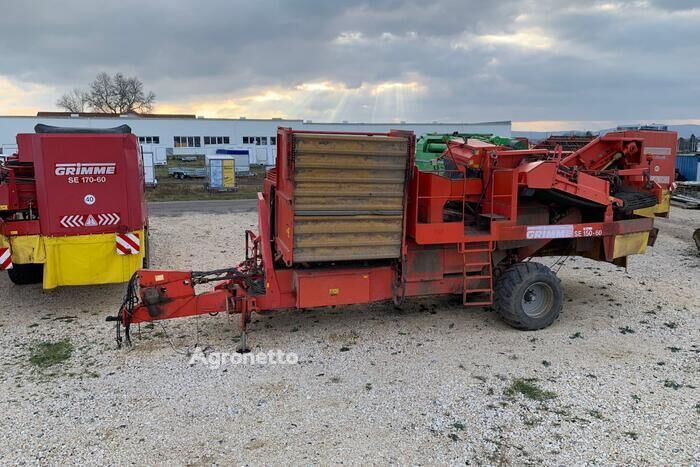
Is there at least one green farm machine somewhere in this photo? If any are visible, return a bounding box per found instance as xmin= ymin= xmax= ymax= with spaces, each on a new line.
xmin=415 ymin=132 xmax=528 ymax=171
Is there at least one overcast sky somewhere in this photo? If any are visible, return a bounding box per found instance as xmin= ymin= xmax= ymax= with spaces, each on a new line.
xmin=0 ymin=0 xmax=697 ymax=130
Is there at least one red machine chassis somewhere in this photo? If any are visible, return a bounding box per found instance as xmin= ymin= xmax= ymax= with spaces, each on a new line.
xmin=115 ymin=128 xmax=675 ymax=348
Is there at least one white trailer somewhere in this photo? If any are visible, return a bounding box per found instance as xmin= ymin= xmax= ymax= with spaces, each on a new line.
xmin=140 ymin=147 xmax=157 ymax=187
xmin=140 ymin=144 xmax=167 ymax=165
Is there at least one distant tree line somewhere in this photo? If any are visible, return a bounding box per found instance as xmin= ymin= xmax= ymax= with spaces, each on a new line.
xmin=56 ymin=72 xmax=156 ymax=114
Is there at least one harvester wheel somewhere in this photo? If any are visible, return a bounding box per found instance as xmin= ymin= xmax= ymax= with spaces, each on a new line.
xmin=7 ymin=263 xmax=44 ymax=285
xmin=494 ymin=262 xmax=562 ymax=330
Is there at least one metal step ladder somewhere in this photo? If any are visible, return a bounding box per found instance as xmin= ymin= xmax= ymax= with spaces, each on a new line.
xmin=459 ymin=241 xmax=494 ymax=306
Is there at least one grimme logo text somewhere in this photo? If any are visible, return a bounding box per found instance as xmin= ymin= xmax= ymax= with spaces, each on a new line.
xmin=55 ymin=163 xmax=116 ymax=176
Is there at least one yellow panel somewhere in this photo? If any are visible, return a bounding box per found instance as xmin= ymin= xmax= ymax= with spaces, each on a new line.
xmin=613 ymin=232 xmax=649 ymax=259
xmin=42 ymin=230 xmax=145 ymax=289
xmin=634 ymin=189 xmax=671 ymax=218
xmin=8 ymin=235 xmax=46 ymax=264
xmin=222 ymin=159 xmax=235 ymax=188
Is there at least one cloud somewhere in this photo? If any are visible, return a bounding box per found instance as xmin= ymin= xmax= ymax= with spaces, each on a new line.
xmin=157 ymin=79 xmax=427 ymax=122
xmin=0 ymin=0 xmax=696 ymax=127
xmin=0 ymin=75 xmax=55 ymax=115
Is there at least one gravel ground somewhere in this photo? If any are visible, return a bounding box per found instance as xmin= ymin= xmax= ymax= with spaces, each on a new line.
xmin=0 ymin=209 xmax=698 ymax=465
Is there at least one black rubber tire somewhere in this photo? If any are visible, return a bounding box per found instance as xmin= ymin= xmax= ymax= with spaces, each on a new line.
xmin=7 ymin=263 xmax=44 ymax=285
xmin=494 ymin=262 xmax=562 ymax=330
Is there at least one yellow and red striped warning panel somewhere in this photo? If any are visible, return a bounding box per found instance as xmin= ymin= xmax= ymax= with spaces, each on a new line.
xmin=116 ymin=232 xmax=141 ymax=255
xmin=0 ymin=247 xmax=12 ymax=270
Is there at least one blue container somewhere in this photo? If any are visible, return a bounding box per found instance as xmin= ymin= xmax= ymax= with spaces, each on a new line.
xmin=676 ymin=154 xmax=700 ymax=181
xmin=216 ymin=149 xmax=249 ymax=156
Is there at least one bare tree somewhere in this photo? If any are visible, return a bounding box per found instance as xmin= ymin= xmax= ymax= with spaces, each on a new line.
xmin=56 ymin=88 xmax=89 ymax=112
xmin=87 ymin=72 xmax=117 ymax=113
xmin=57 ymin=72 xmax=156 ymax=114
xmin=111 ymin=73 xmax=156 ymax=114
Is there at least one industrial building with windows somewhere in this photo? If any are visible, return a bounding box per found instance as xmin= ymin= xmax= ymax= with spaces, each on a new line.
xmin=0 ymin=112 xmax=512 ymax=166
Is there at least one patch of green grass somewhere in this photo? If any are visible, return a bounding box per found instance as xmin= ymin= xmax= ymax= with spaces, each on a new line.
xmin=148 ymin=165 xmax=266 ymax=202
xmin=505 ymin=378 xmax=557 ymax=401
xmin=29 ymin=339 xmax=73 ymax=368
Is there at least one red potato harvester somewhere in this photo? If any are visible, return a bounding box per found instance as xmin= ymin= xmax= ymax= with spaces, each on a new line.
xmin=0 ymin=124 xmax=148 ymax=289
xmin=112 ymin=127 xmax=676 ymax=351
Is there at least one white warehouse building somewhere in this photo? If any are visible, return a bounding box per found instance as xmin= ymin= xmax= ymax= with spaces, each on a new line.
xmin=0 ymin=112 xmax=511 ymax=165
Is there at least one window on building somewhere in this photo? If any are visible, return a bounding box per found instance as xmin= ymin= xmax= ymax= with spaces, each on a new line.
xmin=204 ymin=136 xmax=232 ymax=145
xmin=174 ymin=136 xmax=201 ymax=148
xmin=243 ymin=136 xmax=274 ymax=145
xmin=138 ymin=136 xmax=160 ymax=144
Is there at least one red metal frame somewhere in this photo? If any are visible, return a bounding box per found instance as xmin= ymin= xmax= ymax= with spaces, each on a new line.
xmin=119 ymin=129 xmax=677 ymax=338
